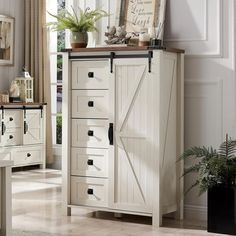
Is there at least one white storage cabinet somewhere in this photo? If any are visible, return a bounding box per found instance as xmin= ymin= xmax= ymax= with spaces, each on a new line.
xmin=0 ymin=104 xmax=46 ymax=168
xmin=62 ymin=49 xmax=184 ymax=227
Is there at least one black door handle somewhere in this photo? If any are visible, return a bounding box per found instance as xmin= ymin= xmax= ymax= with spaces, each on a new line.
xmin=9 ymin=135 xmax=13 ymax=139
xmin=87 ymin=188 xmax=93 ymax=195
xmin=27 ymin=153 xmax=31 ymax=157
xmin=108 ymin=123 xmax=113 ymax=145
xmin=24 ymin=121 xmax=28 ymax=134
xmin=9 ymin=117 xmax=13 ymax=121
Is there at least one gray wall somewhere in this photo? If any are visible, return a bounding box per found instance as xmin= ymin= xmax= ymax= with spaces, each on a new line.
xmin=0 ymin=0 xmax=25 ymax=91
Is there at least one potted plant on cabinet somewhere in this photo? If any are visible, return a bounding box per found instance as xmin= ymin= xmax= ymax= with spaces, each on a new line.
xmin=181 ymin=135 xmax=236 ymax=235
xmin=48 ymin=7 xmax=108 ymax=48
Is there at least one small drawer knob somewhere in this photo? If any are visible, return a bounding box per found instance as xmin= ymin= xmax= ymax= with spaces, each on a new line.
xmin=88 ymin=101 xmax=94 ymax=107
xmin=87 ymin=159 xmax=94 ymax=166
xmin=88 ymin=72 xmax=94 ymax=78
xmin=87 ymin=130 xmax=94 ymax=136
xmin=87 ymin=188 xmax=94 ymax=195
xmin=9 ymin=135 xmax=13 ymax=139
xmin=27 ymin=153 xmax=31 ymax=157
xmin=9 ymin=117 xmax=13 ymax=121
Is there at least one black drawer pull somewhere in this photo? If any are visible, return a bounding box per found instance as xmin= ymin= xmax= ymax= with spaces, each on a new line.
xmin=88 ymin=130 xmax=94 ymax=136
xmin=88 ymin=72 xmax=94 ymax=78
xmin=87 ymin=188 xmax=93 ymax=195
xmin=9 ymin=135 xmax=13 ymax=139
xmin=87 ymin=159 xmax=94 ymax=166
xmin=108 ymin=123 xmax=113 ymax=145
xmin=9 ymin=117 xmax=13 ymax=121
xmin=88 ymin=101 xmax=94 ymax=107
xmin=27 ymin=153 xmax=31 ymax=157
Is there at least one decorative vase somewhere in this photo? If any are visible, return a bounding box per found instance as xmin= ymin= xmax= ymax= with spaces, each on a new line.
xmin=208 ymin=186 xmax=236 ymax=235
xmin=70 ymin=31 xmax=88 ymax=48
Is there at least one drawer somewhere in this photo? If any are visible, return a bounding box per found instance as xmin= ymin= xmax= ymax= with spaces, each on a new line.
xmin=71 ymin=119 xmax=109 ymax=148
xmin=13 ymin=147 xmax=42 ymax=166
xmin=72 ymin=90 xmax=108 ymax=119
xmin=71 ymin=176 xmax=108 ymax=207
xmin=71 ymin=148 xmax=108 ymax=177
xmin=4 ymin=110 xmax=22 ymax=128
xmin=1 ymin=129 xmax=22 ymax=146
xmin=72 ymin=61 xmax=109 ymax=89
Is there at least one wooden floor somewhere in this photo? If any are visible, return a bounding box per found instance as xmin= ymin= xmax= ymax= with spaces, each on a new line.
xmin=12 ymin=169 xmax=219 ymax=236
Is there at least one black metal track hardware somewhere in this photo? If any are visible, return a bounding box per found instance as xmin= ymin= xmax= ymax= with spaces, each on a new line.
xmin=110 ymin=52 xmax=115 ymax=73
xmin=23 ymin=106 xmax=26 ymax=119
xmin=0 ymin=106 xmax=43 ymax=111
xmin=1 ymin=106 xmax=4 ymax=119
xmin=69 ymin=51 xmax=154 ymax=73
xmin=40 ymin=106 xmax=43 ymax=118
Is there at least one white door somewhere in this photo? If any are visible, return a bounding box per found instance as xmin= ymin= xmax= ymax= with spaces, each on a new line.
xmin=23 ymin=110 xmax=43 ymax=145
xmin=109 ymin=59 xmax=154 ymax=213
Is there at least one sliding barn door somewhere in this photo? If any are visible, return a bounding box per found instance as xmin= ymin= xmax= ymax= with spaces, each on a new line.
xmin=109 ymin=59 xmax=154 ymax=213
xmin=23 ymin=110 xmax=43 ymax=145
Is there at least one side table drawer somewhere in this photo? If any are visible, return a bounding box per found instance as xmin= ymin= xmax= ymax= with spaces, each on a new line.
xmin=4 ymin=110 xmax=22 ymax=128
xmin=71 ymin=148 xmax=108 ymax=178
xmin=71 ymin=119 xmax=109 ymax=148
xmin=72 ymin=90 xmax=108 ymax=119
xmin=13 ymin=147 xmax=42 ymax=166
xmin=72 ymin=61 xmax=109 ymax=89
xmin=1 ymin=129 xmax=22 ymax=146
xmin=71 ymin=176 xmax=108 ymax=207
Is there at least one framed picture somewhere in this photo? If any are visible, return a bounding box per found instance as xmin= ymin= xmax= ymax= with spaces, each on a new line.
xmin=0 ymin=15 xmax=14 ymax=66
xmin=116 ymin=0 xmax=166 ymax=39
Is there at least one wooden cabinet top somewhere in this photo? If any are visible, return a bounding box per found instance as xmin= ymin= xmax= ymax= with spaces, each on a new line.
xmin=63 ymin=46 xmax=185 ymax=54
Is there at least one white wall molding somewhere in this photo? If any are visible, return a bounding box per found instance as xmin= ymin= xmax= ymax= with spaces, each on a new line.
xmin=184 ymin=79 xmax=223 ymax=148
xmin=165 ymin=0 xmax=223 ymax=57
xmin=165 ymin=0 xmax=208 ymax=42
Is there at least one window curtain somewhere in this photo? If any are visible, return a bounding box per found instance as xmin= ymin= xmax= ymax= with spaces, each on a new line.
xmin=24 ymin=0 xmax=53 ymax=164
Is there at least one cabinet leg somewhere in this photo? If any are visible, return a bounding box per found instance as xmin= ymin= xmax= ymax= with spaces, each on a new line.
xmin=62 ymin=206 xmax=71 ymax=216
xmin=39 ymin=163 xmax=46 ymax=169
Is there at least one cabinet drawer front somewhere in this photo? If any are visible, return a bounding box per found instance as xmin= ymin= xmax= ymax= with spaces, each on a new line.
xmin=1 ymin=129 xmax=22 ymax=146
xmin=13 ymin=148 xmax=42 ymax=166
xmin=72 ymin=61 xmax=109 ymax=89
xmin=4 ymin=110 xmax=22 ymax=128
xmin=72 ymin=90 xmax=108 ymax=119
xmin=71 ymin=120 xmax=109 ymax=148
xmin=71 ymin=148 xmax=108 ymax=177
xmin=71 ymin=177 xmax=108 ymax=207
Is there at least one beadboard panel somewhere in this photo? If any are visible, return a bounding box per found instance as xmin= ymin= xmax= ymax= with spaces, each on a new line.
xmin=0 ymin=0 xmax=25 ymax=90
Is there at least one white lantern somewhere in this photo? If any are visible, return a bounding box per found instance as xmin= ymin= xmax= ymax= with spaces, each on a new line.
xmin=15 ymin=68 xmax=34 ymax=103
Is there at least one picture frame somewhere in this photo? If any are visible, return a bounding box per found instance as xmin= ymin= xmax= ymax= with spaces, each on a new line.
xmin=0 ymin=15 xmax=14 ymax=66
xmin=116 ymin=0 xmax=166 ymax=39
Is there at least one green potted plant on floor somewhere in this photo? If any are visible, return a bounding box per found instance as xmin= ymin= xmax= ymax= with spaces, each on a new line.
xmin=181 ymin=134 xmax=236 ymax=235
xmin=48 ymin=7 xmax=108 ymax=48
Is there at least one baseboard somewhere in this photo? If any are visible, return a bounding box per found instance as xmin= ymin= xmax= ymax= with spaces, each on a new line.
xmin=184 ymin=204 xmax=207 ymax=221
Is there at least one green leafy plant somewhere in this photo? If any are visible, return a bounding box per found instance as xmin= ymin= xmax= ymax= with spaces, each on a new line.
xmin=181 ymin=135 xmax=236 ymax=195
xmin=48 ymin=7 xmax=108 ymax=33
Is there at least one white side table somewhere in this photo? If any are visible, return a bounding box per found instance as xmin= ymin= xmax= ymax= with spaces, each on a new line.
xmin=0 ymin=161 xmax=13 ymax=236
